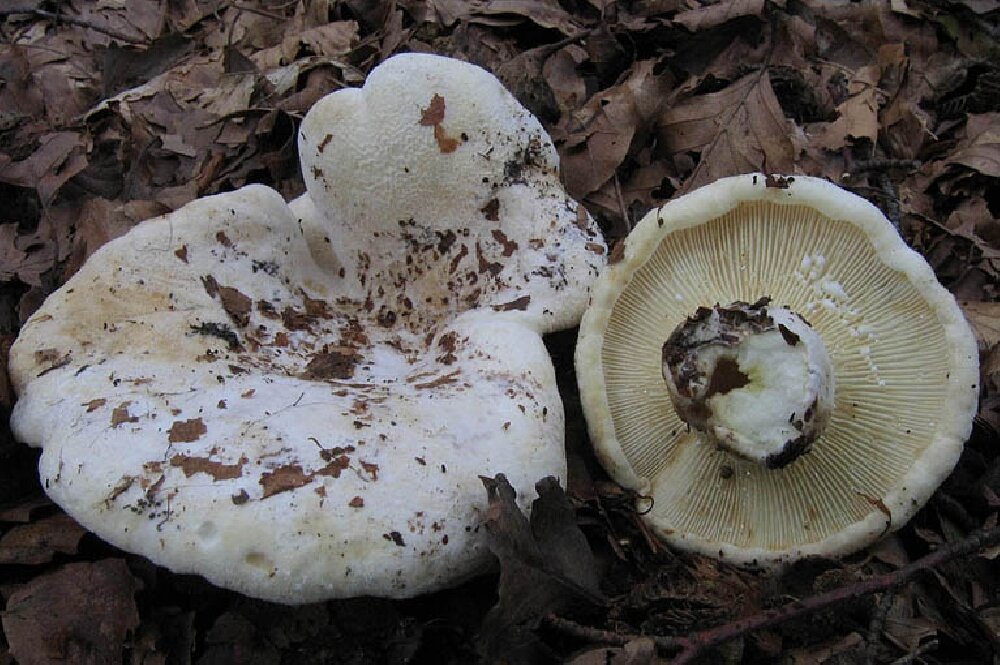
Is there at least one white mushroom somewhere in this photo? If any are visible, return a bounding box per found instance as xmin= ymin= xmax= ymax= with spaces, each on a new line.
xmin=576 ymin=174 xmax=978 ymax=566
xmin=8 ymin=54 xmax=605 ymax=603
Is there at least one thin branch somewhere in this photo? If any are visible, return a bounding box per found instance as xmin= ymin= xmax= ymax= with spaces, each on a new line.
xmin=545 ymin=615 xmax=682 ymax=651
xmin=547 ymin=525 xmax=1000 ymax=663
xmin=864 ymin=590 xmax=894 ymax=665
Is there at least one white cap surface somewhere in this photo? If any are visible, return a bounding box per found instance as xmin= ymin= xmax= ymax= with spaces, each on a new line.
xmin=9 ymin=54 xmax=605 ymax=602
xmin=576 ymin=174 xmax=978 ymax=566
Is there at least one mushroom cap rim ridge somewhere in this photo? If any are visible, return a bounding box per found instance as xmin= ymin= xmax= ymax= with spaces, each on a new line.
xmin=575 ymin=173 xmax=979 ymax=566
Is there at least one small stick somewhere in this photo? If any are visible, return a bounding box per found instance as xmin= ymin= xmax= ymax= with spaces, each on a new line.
xmin=548 ymin=524 xmax=1000 ymax=663
xmin=851 ymin=159 xmax=921 ymax=173
xmin=864 ymin=590 xmax=895 ymax=665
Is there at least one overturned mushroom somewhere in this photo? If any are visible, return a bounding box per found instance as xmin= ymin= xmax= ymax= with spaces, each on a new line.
xmin=576 ymin=174 xmax=978 ymax=566
xmin=9 ymin=54 xmax=605 ymax=603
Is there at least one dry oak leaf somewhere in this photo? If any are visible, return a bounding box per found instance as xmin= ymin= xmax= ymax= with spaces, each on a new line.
xmin=476 ymin=474 xmax=603 ymax=661
xmin=815 ymin=64 xmax=880 ymax=151
xmin=464 ymin=0 xmax=582 ymax=35
xmin=542 ymin=45 xmax=588 ymax=116
xmin=672 ymin=0 xmax=766 ymax=32
xmin=657 ymin=71 xmax=802 ymax=192
xmin=558 ymin=59 xmax=673 ymax=199
xmin=962 ymin=301 xmax=1000 ymax=350
xmin=2 ymin=559 xmax=140 ymax=665
xmin=0 ymin=512 xmax=87 ymax=565
xmin=945 ymin=113 xmax=1000 ymax=178
xmin=0 ymin=131 xmax=88 ymax=204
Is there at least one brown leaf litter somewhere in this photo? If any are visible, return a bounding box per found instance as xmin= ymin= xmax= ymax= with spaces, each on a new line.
xmin=0 ymin=1 xmax=998 ymax=662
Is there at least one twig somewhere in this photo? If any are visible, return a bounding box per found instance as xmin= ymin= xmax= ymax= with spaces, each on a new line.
xmin=874 ymin=171 xmax=902 ymax=229
xmin=850 ymin=159 xmax=921 ymax=173
xmin=864 ymin=590 xmax=895 ymax=665
xmin=545 ymin=615 xmax=682 ymax=651
xmin=0 ymin=7 xmax=148 ymax=44
xmin=889 ymin=638 xmax=938 ymax=665
xmin=547 ymin=525 xmax=1000 ymax=663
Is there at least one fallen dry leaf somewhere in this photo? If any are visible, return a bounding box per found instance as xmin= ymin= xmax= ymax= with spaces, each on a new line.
xmin=961 ymin=301 xmax=1000 ymax=349
xmin=672 ymin=0 xmax=766 ymax=32
xmin=477 ymin=474 xmax=604 ymax=661
xmin=657 ymin=71 xmax=802 ymax=192
xmin=465 ymin=0 xmax=583 ymax=35
xmin=558 ymin=59 xmax=673 ymax=199
xmin=0 ymin=512 xmax=87 ymax=565
xmin=945 ymin=112 xmax=1000 ymax=177
xmin=815 ymin=63 xmax=880 ymax=151
xmin=2 ymin=558 xmax=139 ymax=665
xmin=0 ymin=132 xmax=89 ymax=205
xmin=542 ymin=45 xmax=589 ymax=117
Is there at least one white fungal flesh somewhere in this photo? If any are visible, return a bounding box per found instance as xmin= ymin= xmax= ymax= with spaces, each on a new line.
xmin=663 ymin=304 xmax=834 ymax=468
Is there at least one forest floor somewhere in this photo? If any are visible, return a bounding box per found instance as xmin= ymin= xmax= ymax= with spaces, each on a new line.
xmin=0 ymin=1 xmax=998 ymax=663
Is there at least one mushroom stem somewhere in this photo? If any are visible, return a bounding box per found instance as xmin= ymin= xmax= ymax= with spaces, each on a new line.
xmin=661 ymin=297 xmax=834 ymax=469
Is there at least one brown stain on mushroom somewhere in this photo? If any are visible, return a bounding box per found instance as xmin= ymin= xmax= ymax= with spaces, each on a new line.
xmin=111 ymin=402 xmax=138 ymax=428
xmin=168 ymin=418 xmax=207 ymax=443
xmin=777 ymin=324 xmax=800 ymax=345
xmin=317 ymin=455 xmax=351 ymax=478
xmin=34 ymin=348 xmax=60 ymax=364
xmin=857 ymin=492 xmax=893 ymax=532
xmin=433 ymin=126 xmax=459 ymax=153
xmin=436 ymin=331 xmax=459 ymax=365
xmin=764 ymin=174 xmax=794 ymax=189
xmin=608 ymin=240 xmax=626 ymax=265
xmin=217 ymin=286 xmax=252 ymax=327
xmin=481 ymin=199 xmax=500 ymax=221
xmin=414 ymin=369 xmax=461 ymax=389
xmin=418 ymin=94 xmax=447 ymax=126
xmin=200 ymin=275 xmax=220 ymax=297
xmin=418 ymin=93 xmax=459 ymax=153
xmin=704 ymin=357 xmax=750 ymax=398
xmin=169 ymin=454 xmax=245 ymax=480
xmin=492 ymin=295 xmax=531 ymax=312
xmin=383 ymin=531 xmax=406 ymax=547
xmin=260 ymin=464 xmax=312 ymax=498
xmin=475 ymin=243 xmax=503 ymax=277
xmin=260 ymin=455 xmax=355 ymax=499
xmin=301 ymin=347 xmax=359 ymax=380
xmin=85 ymin=398 xmax=107 ymax=412
xmin=491 ymin=230 xmax=518 ymax=257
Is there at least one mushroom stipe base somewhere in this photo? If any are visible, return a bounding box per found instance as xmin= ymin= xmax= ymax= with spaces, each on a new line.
xmin=662 ymin=297 xmax=835 ymax=470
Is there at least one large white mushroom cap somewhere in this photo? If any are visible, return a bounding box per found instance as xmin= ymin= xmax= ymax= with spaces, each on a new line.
xmin=8 ymin=54 xmax=605 ymax=603
xmin=576 ymin=174 xmax=978 ymax=566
